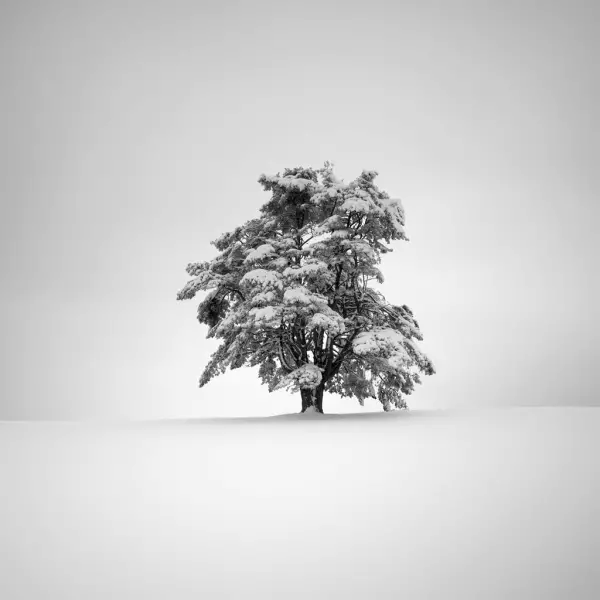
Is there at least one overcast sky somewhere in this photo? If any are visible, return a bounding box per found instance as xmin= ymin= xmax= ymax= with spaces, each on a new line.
xmin=1 ymin=0 xmax=598 ymax=420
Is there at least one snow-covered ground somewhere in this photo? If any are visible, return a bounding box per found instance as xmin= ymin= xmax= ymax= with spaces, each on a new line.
xmin=1 ymin=408 xmax=598 ymax=600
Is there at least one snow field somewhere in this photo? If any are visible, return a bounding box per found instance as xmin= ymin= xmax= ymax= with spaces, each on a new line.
xmin=1 ymin=408 xmax=598 ymax=599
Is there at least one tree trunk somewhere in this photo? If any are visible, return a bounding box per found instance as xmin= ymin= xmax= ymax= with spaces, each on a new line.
xmin=315 ymin=385 xmax=324 ymax=413
xmin=300 ymin=385 xmax=324 ymax=414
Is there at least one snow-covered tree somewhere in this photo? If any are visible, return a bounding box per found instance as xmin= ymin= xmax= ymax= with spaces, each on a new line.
xmin=177 ymin=163 xmax=434 ymax=413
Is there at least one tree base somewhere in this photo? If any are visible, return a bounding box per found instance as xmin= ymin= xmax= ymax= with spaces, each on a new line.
xmin=301 ymin=387 xmax=324 ymax=413
xmin=300 ymin=405 xmax=323 ymax=415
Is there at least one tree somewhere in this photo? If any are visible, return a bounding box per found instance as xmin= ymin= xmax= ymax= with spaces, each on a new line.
xmin=177 ymin=163 xmax=435 ymax=414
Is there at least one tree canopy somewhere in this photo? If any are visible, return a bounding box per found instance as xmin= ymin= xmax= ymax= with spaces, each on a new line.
xmin=177 ymin=163 xmax=434 ymax=413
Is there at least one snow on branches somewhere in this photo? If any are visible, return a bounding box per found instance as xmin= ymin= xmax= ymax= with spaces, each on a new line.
xmin=274 ymin=363 xmax=324 ymax=392
xmin=177 ymin=163 xmax=434 ymax=412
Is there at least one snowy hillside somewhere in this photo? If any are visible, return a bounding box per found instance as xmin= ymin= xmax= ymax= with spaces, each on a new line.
xmin=1 ymin=408 xmax=598 ymax=599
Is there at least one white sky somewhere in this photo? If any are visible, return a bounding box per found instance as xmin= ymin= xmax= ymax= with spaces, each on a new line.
xmin=1 ymin=0 xmax=598 ymax=419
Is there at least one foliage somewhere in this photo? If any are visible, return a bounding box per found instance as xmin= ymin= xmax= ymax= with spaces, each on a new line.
xmin=177 ymin=163 xmax=434 ymax=411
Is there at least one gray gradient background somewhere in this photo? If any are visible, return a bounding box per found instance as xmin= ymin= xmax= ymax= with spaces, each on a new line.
xmin=1 ymin=0 xmax=598 ymax=420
